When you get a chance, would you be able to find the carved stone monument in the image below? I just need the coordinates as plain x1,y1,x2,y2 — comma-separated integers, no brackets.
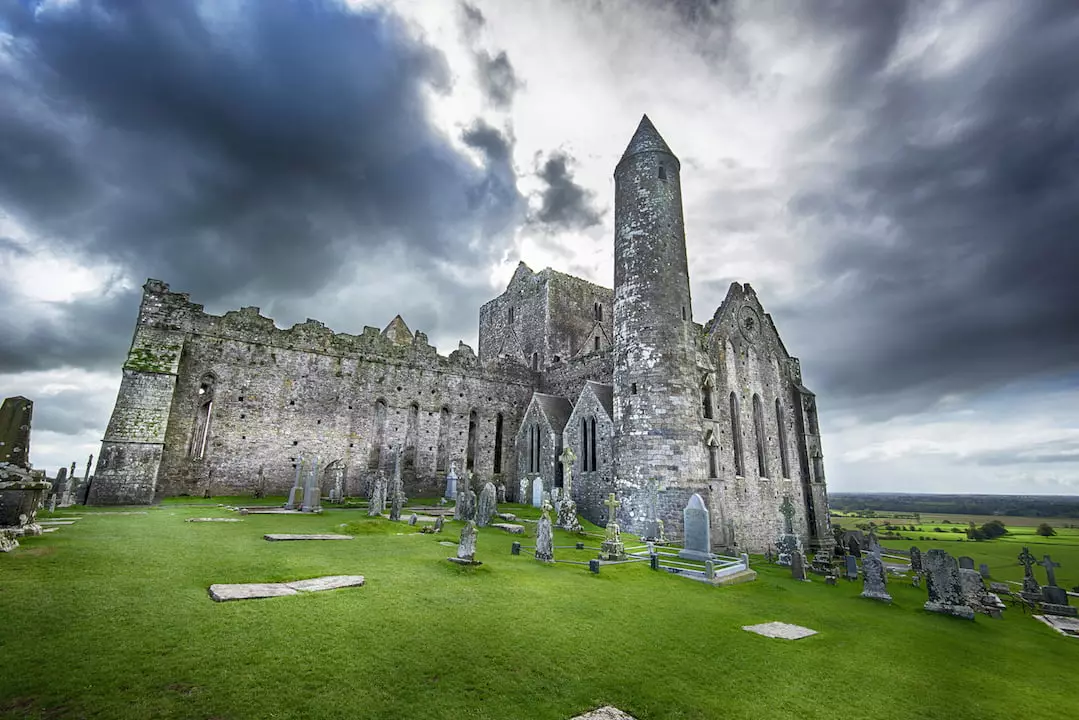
679,493,711,561
531,476,544,508
0,396,52,551
924,549,975,620
860,532,892,602
477,482,497,527
775,494,802,567
444,461,458,500
448,521,481,565
535,501,554,563
1018,547,1041,598
388,449,405,522
598,493,626,561
367,471,385,517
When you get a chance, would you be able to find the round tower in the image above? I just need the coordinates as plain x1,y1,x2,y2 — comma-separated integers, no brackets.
611,115,707,533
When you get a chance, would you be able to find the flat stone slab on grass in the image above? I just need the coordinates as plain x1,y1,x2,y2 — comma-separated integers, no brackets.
742,622,818,640
1034,614,1079,638
38,520,77,526
42,527,58,533
209,575,365,602
491,523,525,534
241,508,303,515
569,707,638,720
187,518,243,523
264,533,353,541
85,511,148,515
438,541,457,547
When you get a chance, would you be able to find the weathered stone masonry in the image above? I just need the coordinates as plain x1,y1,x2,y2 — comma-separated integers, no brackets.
91,115,832,554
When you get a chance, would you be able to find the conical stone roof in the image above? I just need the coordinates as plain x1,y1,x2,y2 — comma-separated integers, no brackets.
618,114,676,163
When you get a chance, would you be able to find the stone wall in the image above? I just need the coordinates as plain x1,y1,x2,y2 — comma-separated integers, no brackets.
563,384,615,526
513,397,563,504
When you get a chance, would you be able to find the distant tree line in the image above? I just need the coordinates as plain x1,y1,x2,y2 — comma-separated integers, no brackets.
829,493,1079,519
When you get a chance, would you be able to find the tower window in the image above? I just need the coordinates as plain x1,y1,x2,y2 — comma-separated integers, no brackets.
658,165,666,181
631,383,638,395
594,302,603,321
594,336,600,352
682,306,687,321
532,352,539,371
508,307,515,323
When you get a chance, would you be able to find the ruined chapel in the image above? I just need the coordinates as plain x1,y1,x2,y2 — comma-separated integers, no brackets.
89,115,832,553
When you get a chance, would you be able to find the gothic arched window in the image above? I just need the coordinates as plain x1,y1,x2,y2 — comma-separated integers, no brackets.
189,374,216,460
753,394,768,478
729,392,744,477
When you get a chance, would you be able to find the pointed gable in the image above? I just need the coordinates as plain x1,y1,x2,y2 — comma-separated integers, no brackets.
534,393,573,434
583,381,613,420
381,315,413,345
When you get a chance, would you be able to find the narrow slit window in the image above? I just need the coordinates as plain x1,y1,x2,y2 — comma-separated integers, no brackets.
658,165,667,180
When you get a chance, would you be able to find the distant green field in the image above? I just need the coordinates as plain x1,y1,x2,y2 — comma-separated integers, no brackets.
831,510,1079,528
831,515,1079,589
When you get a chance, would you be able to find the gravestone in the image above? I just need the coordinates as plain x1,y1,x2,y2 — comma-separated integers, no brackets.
52,467,70,508
1043,586,1069,606
979,563,991,580
860,535,892,602
598,493,626,561
0,396,51,547
456,488,477,523
959,556,975,571
477,482,497,527
1018,547,1041,597
497,483,507,504
448,521,480,565
434,516,444,533
388,449,405,522
791,551,808,581
1039,555,1061,588
910,547,923,574
518,476,528,505
678,493,711,561
284,458,305,510
367,472,385,517
559,446,576,499
810,547,833,575
844,555,858,581
557,493,582,533
960,568,1004,617
535,501,554,563
301,457,322,513
551,487,561,505
848,537,862,560
408,514,418,526
444,461,458,500
531,477,544,508
924,549,975,620
775,495,802,566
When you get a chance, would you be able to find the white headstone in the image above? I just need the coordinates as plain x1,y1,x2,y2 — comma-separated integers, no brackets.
678,493,711,561
531,477,544,508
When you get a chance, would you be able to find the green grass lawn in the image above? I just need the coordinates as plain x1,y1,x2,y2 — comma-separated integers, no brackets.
3,503,1078,720
832,515,1079,589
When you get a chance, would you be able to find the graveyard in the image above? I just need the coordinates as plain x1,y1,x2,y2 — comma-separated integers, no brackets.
3,495,1078,719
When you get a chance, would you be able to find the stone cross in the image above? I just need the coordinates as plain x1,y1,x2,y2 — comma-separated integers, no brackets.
779,495,795,534
558,446,576,497
1018,547,1037,576
604,492,620,528
1040,555,1061,587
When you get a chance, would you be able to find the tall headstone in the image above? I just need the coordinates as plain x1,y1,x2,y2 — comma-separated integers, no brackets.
959,568,1003,617
679,493,711,561
301,455,321,513
847,536,862,560
388,450,405,522
285,457,304,510
531,476,544,508
76,453,94,505
598,493,626,561
860,533,892,602
1018,547,1041,597
924,550,975,620
535,501,554,563
791,550,808,581
444,461,458,500
979,563,991,580
496,483,507,504
775,494,802,566
449,520,480,565
958,556,975,571
367,471,385,517
518,476,528,505
559,446,576,499
0,396,50,548
477,482,497,527
52,467,70,508
844,555,858,581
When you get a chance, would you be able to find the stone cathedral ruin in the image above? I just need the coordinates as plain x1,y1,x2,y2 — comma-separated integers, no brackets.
90,116,832,553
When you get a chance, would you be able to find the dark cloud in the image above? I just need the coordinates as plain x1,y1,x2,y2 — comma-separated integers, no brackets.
459,2,486,41
0,0,524,373
770,1,1079,413
475,49,519,108
529,151,604,231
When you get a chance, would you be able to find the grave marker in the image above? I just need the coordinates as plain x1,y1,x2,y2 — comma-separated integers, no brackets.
678,493,711,561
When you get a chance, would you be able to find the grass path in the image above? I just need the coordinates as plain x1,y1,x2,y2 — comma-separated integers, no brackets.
2,503,1077,719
